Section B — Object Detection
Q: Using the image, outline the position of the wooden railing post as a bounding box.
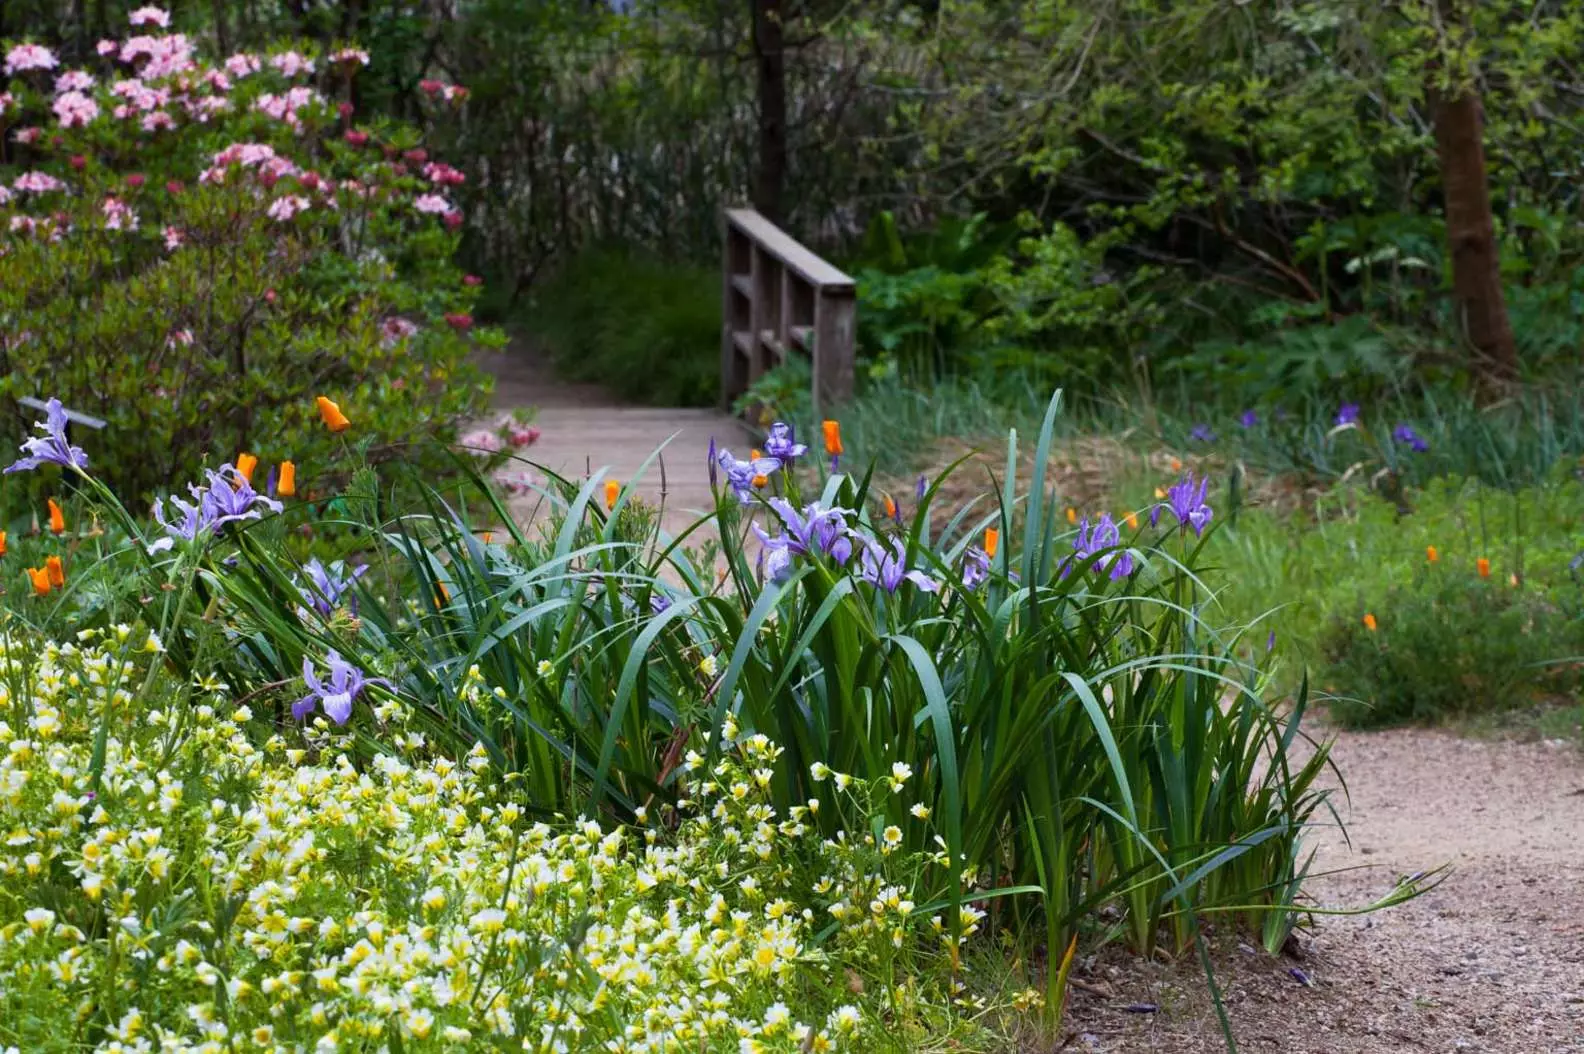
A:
[720,207,855,423]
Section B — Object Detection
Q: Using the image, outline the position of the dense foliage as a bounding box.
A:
[0,13,498,500]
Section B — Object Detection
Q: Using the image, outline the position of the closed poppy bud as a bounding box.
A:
[1426,545,1438,563]
[26,567,51,596]
[235,452,258,482]
[316,396,350,432]
[1125,511,1139,530]
[434,581,450,608]
[1362,613,1377,632]
[277,460,296,497]
[45,555,63,588]
[604,479,620,510]
[0,531,6,557]
[984,528,999,559]
[821,420,843,456]
[883,494,898,520]
[1154,487,1166,500]
[1066,507,1077,525]
[48,498,65,535]
[1477,557,1490,579]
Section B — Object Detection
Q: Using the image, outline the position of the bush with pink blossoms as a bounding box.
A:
[0,10,502,500]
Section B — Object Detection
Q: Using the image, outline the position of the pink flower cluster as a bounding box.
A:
[269,51,315,78]
[13,172,65,194]
[128,5,172,28]
[119,33,196,79]
[423,162,466,187]
[459,419,540,457]
[224,53,262,78]
[54,70,96,93]
[254,87,323,130]
[330,48,370,67]
[381,317,419,347]
[53,91,100,129]
[413,194,452,215]
[102,196,139,232]
[266,195,311,223]
[4,44,58,76]
[418,79,468,104]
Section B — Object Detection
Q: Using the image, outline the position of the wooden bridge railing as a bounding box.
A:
[720,208,856,423]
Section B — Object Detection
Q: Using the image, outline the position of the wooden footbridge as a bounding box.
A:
[486,208,856,535]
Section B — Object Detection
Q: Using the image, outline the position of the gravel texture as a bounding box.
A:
[1052,728,1584,1053]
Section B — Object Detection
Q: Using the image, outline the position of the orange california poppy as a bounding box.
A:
[883,494,898,520]
[751,473,769,489]
[1426,545,1438,563]
[1170,457,1183,472]
[1362,613,1377,632]
[235,452,258,483]
[1065,507,1077,525]
[1154,487,1166,500]
[821,420,842,456]
[26,567,50,596]
[983,528,999,558]
[316,396,350,433]
[277,460,296,497]
[604,479,620,510]
[0,531,7,557]
[479,531,496,544]
[1477,557,1491,579]
[47,498,65,535]
[45,555,63,588]
[1125,511,1138,531]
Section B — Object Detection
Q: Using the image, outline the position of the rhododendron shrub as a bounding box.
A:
[0,15,496,498]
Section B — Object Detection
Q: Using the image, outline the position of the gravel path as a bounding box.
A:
[1057,728,1584,1053]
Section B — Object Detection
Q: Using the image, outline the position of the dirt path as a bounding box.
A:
[1059,728,1584,1053]
[475,344,750,539]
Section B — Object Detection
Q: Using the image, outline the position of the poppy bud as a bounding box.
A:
[984,528,999,558]
[316,396,350,433]
[48,498,65,535]
[278,460,296,497]
[235,452,258,482]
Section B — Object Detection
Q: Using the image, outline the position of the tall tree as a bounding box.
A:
[749,0,788,220]
[1429,1,1517,385]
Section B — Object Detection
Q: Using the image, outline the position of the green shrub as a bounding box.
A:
[521,247,719,407]
[1320,573,1584,728]
[0,22,499,501]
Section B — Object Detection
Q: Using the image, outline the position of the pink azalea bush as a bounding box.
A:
[0,10,499,498]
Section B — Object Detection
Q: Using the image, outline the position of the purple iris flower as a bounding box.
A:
[859,537,939,594]
[916,475,928,500]
[1392,424,1429,453]
[715,448,781,504]
[761,498,855,564]
[1266,629,1277,652]
[1189,424,1216,443]
[1336,403,1361,426]
[961,546,991,590]
[148,466,284,552]
[650,591,673,615]
[1163,474,1214,536]
[1238,409,1258,429]
[762,422,807,461]
[707,436,718,487]
[293,650,390,725]
[300,558,368,617]
[1067,514,1134,580]
[149,494,209,552]
[5,397,89,474]
[202,466,284,526]
[757,532,795,584]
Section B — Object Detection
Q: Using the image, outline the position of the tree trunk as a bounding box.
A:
[1429,60,1517,384]
[749,0,788,221]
